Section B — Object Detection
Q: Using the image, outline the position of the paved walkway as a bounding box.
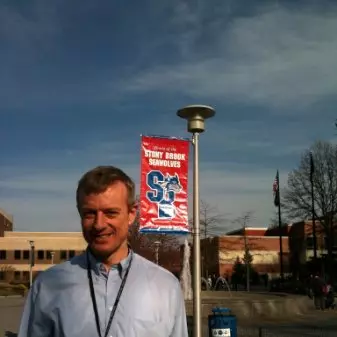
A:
[0,297,24,337]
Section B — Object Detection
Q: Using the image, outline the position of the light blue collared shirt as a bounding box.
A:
[18,251,188,337]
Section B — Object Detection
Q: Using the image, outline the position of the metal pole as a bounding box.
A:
[29,241,34,288]
[310,152,317,264]
[176,104,215,337]
[278,199,284,280]
[29,264,33,288]
[311,180,317,261]
[29,266,33,288]
[192,132,202,337]
[243,229,250,292]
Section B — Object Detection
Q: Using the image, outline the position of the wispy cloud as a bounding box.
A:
[118,3,337,110]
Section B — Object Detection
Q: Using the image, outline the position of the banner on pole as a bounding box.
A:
[139,135,190,234]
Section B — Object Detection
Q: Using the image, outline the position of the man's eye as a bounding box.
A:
[82,211,95,218]
[105,211,118,217]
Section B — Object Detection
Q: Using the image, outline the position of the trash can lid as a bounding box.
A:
[212,307,230,313]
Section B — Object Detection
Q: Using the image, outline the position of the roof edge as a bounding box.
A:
[0,209,13,223]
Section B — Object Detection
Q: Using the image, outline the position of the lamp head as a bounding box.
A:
[177,105,215,133]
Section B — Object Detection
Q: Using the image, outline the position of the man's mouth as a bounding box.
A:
[95,233,113,239]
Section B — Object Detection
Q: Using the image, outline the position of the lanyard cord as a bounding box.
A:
[86,249,133,337]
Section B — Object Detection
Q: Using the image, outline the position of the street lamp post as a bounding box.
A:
[50,251,55,265]
[177,105,215,337]
[28,240,35,288]
[153,241,161,265]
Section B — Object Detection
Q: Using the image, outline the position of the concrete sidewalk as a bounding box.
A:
[0,298,24,337]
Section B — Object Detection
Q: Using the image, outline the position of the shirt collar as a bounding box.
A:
[86,248,133,278]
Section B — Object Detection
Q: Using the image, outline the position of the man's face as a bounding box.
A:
[79,181,136,259]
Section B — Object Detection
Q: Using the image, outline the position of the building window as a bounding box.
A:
[60,250,67,260]
[46,251,52,259]
[14,250,21,260]
[14,271,20,280]
[69,250,75,259]
[23,250,30,259]
[306,236,314,249]
[0,250,6,260]
[0,271,4,280]
[23,271,29,280]
[37,250,44,260]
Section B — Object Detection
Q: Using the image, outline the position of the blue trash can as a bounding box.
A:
[208,307,237,337]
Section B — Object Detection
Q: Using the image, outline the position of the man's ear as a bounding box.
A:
[128,202,138,225]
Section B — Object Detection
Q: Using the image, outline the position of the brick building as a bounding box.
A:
[0,231,87,283]
[0,209,13,237]
[197,220,337,280]
[200,228,289,278]
[289,219,337,277]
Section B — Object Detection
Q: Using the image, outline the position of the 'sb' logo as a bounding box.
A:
[146,171,182,219]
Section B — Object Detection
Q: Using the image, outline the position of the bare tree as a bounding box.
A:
[129,220,179,247]
[269,211,289,229]
[283,140,337,277]
[199,199,227,238]
[128,216,180,269]
[128,195,179,254]
[190,199,227,277]
[0,265,15,283]
[232,211,255,232]
[128,220,147,252]
[232,211,255,291]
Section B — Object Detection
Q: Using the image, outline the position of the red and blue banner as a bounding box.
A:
[139,135,190,234]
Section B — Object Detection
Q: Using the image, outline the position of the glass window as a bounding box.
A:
[60,250,67,260]
[0,250,6,260]
[69,250,75,259]
[306,236,314,248]
[23,250,30,259]
[14,271,20,280]
[37,250,45,260]
[23,271,29,280]
[14,250,21,260]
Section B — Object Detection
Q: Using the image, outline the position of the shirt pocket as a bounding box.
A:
[127,318,169,337]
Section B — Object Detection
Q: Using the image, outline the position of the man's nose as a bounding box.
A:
[93,212,105,229]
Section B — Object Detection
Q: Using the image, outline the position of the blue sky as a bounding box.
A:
[0,0,336,232]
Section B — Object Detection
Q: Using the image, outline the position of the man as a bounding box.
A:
[18,166,188,337]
